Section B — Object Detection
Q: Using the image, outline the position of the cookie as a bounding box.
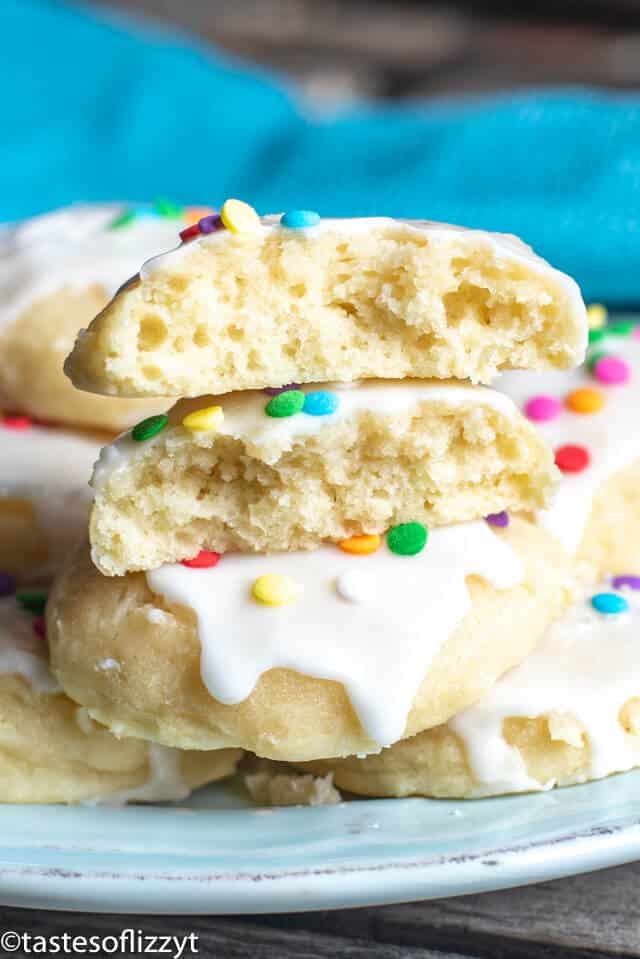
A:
[0,204,201,431]
[0,418,101,580]
[498,321,640,579]
[303,579,640,797]
[47,518,575,761]
[65,207,587,398]
[0,592,241,803]
[89,380,558,574]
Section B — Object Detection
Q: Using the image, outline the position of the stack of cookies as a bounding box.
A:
[48,201,604,797]
[0,203,243,802]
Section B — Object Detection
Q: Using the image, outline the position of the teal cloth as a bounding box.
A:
[3,0,640,303]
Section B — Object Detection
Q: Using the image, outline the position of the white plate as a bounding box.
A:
[1,770,640,913]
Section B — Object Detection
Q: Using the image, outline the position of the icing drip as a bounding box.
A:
[450,581,640,794]
[497,333,640,553]
[91,378,520,489]
[100,744,190,805]
[0,205,183,330]
[0,597,59,693]
[146,521,523,746]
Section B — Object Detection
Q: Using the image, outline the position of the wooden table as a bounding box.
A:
[1,861,638,956]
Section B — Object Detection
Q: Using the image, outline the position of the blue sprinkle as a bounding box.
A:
[303,390,340,417]
[280,210,321,229]
[590,592,630,615]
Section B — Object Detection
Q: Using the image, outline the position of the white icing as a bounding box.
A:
[0,422,101,573]
[100,744,191,805]
[91,378,519,489]
[0,204,184,330]
[146,521,523,746]
[97,658,121,672]
[0,596,59,693]
[497,332,640,553]
[450,582,640,794]
[140,214,586,357]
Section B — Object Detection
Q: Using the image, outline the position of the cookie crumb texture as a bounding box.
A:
[66,222,586,397]
[90,388,557,574]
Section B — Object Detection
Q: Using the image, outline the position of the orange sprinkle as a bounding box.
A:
[565,387,605,415]
[183,206,214,225]
[338,534,381,556]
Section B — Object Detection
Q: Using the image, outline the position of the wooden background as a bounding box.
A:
[14,2,636,954]
[104,0,640,107]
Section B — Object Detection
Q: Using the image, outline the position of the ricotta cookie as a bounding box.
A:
[47,518,575,761]
[0,590,241,803]
[0,418,101,580]
[65,203,587,398]
[89,380,558,574]
[0,204,205,431]
[302,579,640,797]
[498,320,640,579]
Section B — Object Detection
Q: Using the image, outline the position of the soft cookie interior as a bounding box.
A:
[65,217,587,398]
[89,381,558,575]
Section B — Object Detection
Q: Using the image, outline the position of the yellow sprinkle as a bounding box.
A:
[220,198,260,234]
[182,405,224,432]
[252,573,300,607]
[587,304,607,329]
[565,386,605,414]
[338,534,381,556]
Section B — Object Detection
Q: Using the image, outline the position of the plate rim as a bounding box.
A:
[1,808,640,914]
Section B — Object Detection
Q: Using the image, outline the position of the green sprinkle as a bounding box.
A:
[108,209,137,230]
[16,590,47,616]
[588,328,607,345]
[587,349,609,372]
[154,198,183,219]
[608,319,635,337]
[387,522,429,556]
[265,390,305,418]
[132,414,169,442]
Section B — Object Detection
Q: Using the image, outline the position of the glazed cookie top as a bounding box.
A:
[65,200,588,397]
[450,576,640,794]
[0,202,208,331]
[0,417,101,578]
[146,518,523,746]
[498,317,640,554]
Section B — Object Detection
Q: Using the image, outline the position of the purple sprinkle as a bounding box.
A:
[485,511,510,528]
[198,214,223,234]
[0,571,16,598]
[611,575,640,591]
[263,383,301,396]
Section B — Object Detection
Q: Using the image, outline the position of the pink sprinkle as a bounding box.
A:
[593,355,631,385]
[524,394,562,422]
[2,415,32,431]
[633,326,640,340]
